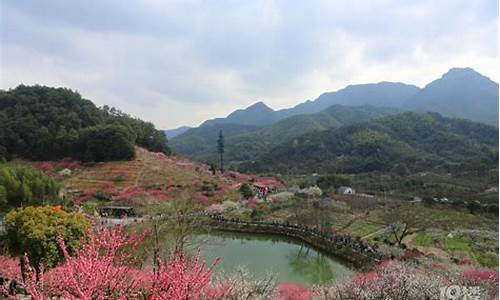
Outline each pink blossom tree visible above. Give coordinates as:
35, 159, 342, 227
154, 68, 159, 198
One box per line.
17, 224, 226, 300
275, 283, 312, 300
0, 255, 22, 297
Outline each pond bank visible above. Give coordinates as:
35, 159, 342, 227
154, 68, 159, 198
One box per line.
205, 216, 382, 271
101, 214, 382, 271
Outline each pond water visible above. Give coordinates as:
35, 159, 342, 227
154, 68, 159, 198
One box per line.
189, 231, 354, 287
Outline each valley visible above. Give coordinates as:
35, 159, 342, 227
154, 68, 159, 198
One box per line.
1, 2, 498, 298
0, 77, 498, 299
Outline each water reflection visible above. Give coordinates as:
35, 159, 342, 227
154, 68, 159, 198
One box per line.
287, 246, 335, 283
186, 231, 353, 287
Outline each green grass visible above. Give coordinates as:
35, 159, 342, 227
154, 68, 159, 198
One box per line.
445, 236, 471, 252
81, 201, 99, 215
475, 254, 499, 268
413, 232, 434, 247
405, 204, 497, 231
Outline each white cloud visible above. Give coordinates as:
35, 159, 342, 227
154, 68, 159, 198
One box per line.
1, 0, 497, 128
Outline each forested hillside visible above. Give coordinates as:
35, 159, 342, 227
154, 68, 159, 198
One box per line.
240, 112, 498, 174
0, 85, 170, 162
171, 105, 395, 164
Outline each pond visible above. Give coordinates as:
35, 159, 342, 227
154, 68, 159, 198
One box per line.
188, 231, 354, 287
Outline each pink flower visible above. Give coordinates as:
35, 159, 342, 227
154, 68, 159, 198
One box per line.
463, 269, 499, 284
19, 225, 223, 300
0, 255, 21, 281
115, 186, 144, 201
148, 251, 221, 300
35, 162, 54, 173
195, 193, 209, 205
275, 283, 312, 300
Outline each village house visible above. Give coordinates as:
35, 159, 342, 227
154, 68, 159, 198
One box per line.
58, 168, 72, 176
337, 186, 355, 195
252, 177, 284, 199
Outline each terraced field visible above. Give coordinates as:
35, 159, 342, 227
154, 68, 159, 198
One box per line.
6, 147, 252, 215
65, 147, 212, 193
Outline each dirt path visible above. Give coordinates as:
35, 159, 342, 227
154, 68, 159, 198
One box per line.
361, 226, 389, 240
403, 233, 450, 260
134, 149, 152, 186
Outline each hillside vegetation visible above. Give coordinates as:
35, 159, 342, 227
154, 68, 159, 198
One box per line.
0, 166, 60, 208
0, 85, 170, 162
240, 112, 498, 175
171, 105, 395, 164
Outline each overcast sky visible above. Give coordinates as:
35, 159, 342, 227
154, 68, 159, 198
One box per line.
1, 0, 498, 129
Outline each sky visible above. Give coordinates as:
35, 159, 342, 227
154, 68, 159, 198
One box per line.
1, 0, 498, 129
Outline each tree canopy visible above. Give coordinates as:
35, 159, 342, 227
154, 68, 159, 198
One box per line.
0, 85, 170, 162
0, 166, 59, 208
4, 205, 89, 268
239, 182, 255, 199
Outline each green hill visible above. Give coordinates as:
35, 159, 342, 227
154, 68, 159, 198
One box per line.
240, 112, 498, 174
0, 85, 170, 162
170, 105, 395, 164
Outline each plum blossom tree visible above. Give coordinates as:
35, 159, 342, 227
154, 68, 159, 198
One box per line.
17, 224, 226, 300
0, 255, 22, 297
21, 224, 146, 299
148, 251, 227, 300
274, 283, 312, 300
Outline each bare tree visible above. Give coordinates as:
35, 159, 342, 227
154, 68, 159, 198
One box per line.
151, 192, 205, 255
382, 204, 423, 247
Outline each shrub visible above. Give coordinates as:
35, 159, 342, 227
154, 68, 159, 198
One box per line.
316, 175, 351, 191
222, 200, 238, 211
239, 182, 255, 199
205, 204, 225, 214
296, 186, 323, 198
4, 206, 89, 269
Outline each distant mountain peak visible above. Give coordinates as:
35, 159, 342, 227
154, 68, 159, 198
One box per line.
410, 67, 498, 126
245, 101, 274, 111
164, 126, 192, 139
441, 67, 486, 80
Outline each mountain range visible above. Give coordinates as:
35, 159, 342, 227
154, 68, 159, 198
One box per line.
199, 81, 420, 127
169, 67, 499, 173
171, 105, 397, 164
165, 126, 191, 139
171, 67, 497, 131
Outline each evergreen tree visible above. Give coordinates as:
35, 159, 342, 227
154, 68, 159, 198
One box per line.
239, 182, 255, 199
0, 185, 6, 206
0, 166, 60, 208
217, 129, 225, 172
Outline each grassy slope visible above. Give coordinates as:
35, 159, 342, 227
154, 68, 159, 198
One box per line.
6, 147, 242, 215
